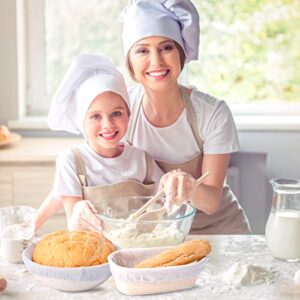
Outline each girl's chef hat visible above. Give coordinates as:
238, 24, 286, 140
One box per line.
120, 0, 200, 64
47, 54, 129, 135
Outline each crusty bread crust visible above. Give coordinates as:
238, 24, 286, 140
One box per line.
32, 230, 115, 267
134, 240, 211, 268
0, 126, 10, 141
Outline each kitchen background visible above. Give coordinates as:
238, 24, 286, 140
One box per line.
1, 0, 300, 234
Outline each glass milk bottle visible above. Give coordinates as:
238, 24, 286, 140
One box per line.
265, 179, 300, 262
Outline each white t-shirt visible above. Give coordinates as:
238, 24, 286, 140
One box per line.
52, 142, 163, 198
127, 84, 240, 163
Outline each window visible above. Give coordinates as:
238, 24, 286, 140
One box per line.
21, 0, 300, 118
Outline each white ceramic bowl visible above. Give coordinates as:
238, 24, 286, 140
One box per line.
96, 196, 196, 249
108, 246, 208, 296
22, 243, 111, 292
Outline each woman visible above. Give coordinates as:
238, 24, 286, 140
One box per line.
35, 54, 194, 232
120, 0, 250, 234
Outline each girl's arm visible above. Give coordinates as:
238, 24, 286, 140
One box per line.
35, 192, 63, 231
62, 196, 103, 231
62, 195, 82, 224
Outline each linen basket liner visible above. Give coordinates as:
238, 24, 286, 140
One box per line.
108, 246, 207, 283
22, 243, 111, 282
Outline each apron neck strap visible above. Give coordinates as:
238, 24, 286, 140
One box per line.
143, 151, 154, 184
180, 85, 203, 151
71, 148, 88, 187
127, 94, 142, 146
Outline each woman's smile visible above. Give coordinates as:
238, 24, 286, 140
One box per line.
129, 36, 182, 90
146, 69, 170, 80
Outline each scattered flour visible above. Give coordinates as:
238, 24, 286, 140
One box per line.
224, 262, 274, 287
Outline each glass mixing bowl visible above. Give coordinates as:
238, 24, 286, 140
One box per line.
96, 196, 196, 249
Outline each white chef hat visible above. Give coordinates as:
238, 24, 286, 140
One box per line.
47, 54, 129, 135
120, 0, 200, 64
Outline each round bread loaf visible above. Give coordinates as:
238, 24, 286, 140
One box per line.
135, 239, 211, 268
0, 126, 10, 141
32, 230, 115, 267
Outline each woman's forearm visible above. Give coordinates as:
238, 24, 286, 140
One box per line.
194, 153, 230, 214
190, 183, 223, 214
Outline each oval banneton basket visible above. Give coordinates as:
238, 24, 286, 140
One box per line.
108, 246, 208, 296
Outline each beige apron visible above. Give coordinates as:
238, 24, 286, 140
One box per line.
71, 148, 156, 213
127, 86, 250, 234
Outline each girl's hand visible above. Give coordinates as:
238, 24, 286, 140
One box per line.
159, 169, 197, 211
68, 200, 103, 232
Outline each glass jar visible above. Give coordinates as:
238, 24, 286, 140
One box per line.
265, 179, 300, 262
0, 206, 36, 263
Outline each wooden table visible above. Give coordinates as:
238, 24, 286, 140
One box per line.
0, 235, 299, 299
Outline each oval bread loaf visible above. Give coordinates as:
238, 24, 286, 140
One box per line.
33, 230, 115, 267
135, 239, 211, 268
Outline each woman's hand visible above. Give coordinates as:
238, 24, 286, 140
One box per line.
68, 200, 103, 232
159, 169, 197, 211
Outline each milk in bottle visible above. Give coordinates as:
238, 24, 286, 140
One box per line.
265, 179, 300, 262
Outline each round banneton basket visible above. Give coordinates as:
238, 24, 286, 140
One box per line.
22, 243, 112, 292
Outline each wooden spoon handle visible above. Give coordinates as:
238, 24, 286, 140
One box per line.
195, 171, 210, 187
127, 189, 165, 221
81, 217, 102, 234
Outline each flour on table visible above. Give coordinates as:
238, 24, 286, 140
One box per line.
224, 262, 274, 287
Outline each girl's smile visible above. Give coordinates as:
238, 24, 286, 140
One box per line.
84, 91, 129, 158
99, 131, 119, 140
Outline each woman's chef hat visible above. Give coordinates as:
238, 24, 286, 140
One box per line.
47, 54, 129, 135
120, 0, 200, 64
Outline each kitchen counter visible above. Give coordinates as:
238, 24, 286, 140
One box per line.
0, 137, 82, 164
0, 137, 81, 232
0, 235, 299, 299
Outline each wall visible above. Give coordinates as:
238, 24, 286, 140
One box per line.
1, 0, 299, 234
0, 0, 19, 122
239, 131, 300, 232
239, 131, 300, 180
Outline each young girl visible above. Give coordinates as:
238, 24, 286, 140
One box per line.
36, 54, 164, 231
37, 53, 198, 232
120, 0, 251, 234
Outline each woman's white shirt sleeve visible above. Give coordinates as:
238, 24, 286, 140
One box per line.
196, 100, 240, 154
